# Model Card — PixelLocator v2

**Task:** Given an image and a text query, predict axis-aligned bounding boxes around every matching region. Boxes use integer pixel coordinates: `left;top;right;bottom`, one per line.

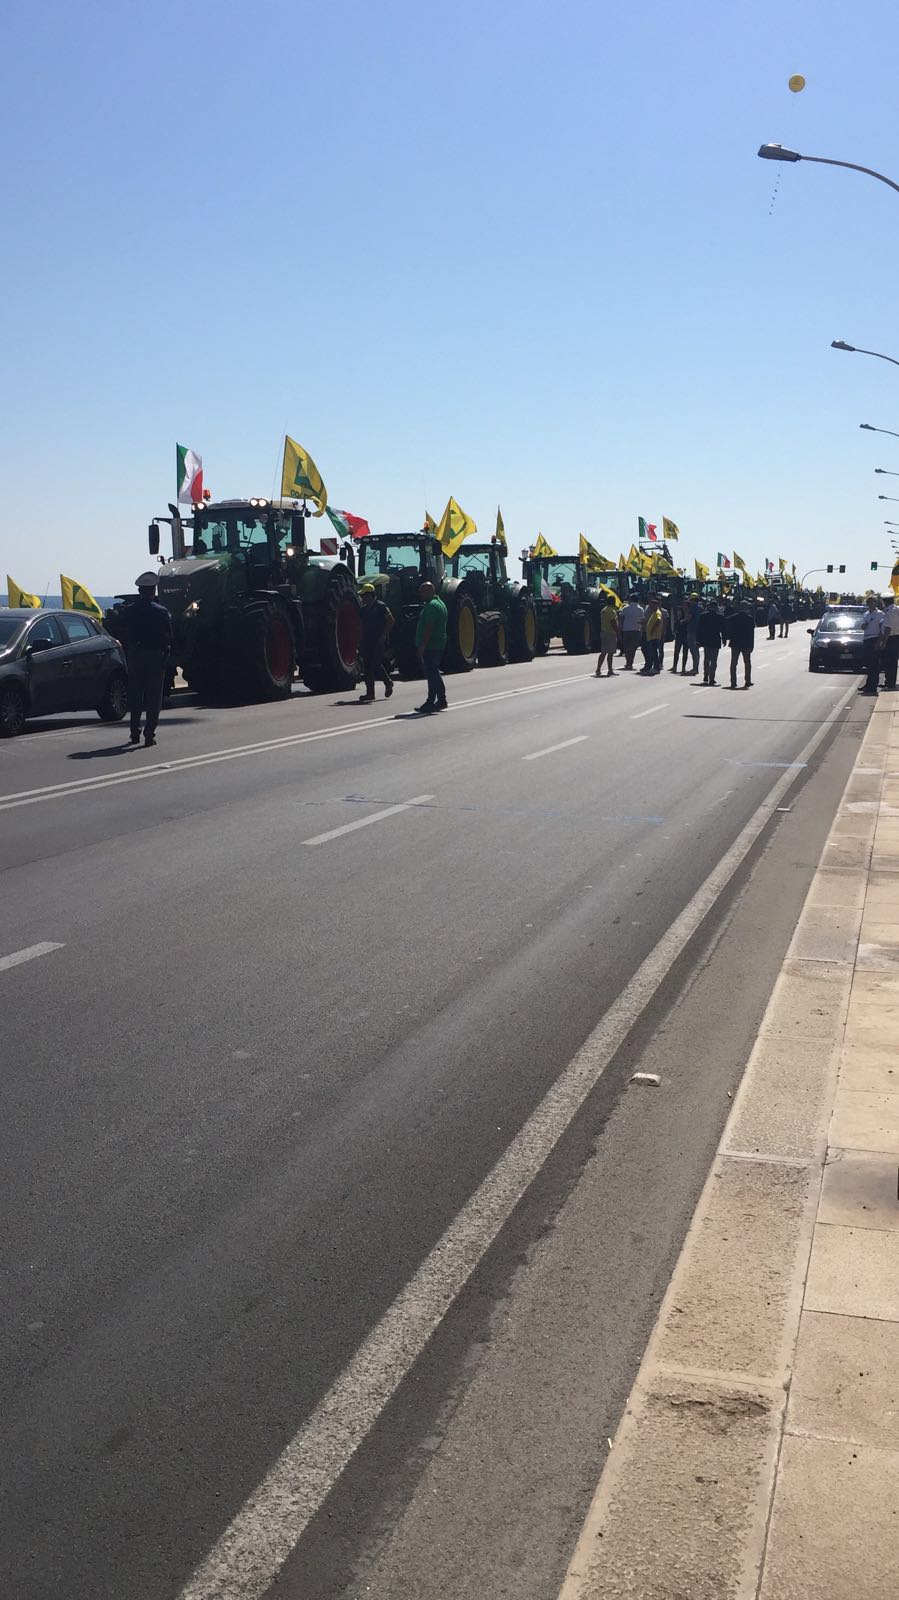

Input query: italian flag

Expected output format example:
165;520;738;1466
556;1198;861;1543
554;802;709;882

325;506;372;540
717;552;732;569
177;444;204;506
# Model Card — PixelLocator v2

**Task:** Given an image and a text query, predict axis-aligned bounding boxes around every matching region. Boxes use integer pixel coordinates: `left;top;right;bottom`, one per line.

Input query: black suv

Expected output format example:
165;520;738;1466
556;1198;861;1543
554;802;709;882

0;609;128;736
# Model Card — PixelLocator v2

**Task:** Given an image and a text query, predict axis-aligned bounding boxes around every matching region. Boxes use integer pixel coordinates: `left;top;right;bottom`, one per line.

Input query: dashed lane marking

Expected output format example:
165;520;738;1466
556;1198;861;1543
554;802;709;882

0;941;64;973
522;736;589;761
630;701;669;720
303;794;435;847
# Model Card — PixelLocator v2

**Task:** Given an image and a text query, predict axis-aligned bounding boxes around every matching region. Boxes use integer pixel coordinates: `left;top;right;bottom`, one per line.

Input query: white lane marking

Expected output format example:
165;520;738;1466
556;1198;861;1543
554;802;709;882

522;736;589;762
174;678;859;1600
0;941;64;973
0;672;595;813
630;701;669;720
707;789;734;809
303;794;434;847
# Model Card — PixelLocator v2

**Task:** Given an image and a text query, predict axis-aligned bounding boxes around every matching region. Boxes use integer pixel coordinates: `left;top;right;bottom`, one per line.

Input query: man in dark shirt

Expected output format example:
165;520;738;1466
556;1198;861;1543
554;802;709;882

696;600;726;685
728;601;755;689
357;584;394;703
122;572;174;746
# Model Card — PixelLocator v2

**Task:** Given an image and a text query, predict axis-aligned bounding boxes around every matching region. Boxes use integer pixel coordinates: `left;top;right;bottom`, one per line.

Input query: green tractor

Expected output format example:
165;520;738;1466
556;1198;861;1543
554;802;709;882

355;531;479;677
117;498;361;700
522;553;606;655
447;540;538;665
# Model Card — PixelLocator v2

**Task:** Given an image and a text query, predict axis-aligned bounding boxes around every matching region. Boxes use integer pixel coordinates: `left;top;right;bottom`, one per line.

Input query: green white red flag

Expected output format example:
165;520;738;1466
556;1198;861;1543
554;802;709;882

325;506;372;540
177;444;204;506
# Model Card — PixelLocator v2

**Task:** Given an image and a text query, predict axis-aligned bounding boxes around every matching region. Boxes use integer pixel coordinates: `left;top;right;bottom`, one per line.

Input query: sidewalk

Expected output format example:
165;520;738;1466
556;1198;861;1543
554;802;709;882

558;695;899;1600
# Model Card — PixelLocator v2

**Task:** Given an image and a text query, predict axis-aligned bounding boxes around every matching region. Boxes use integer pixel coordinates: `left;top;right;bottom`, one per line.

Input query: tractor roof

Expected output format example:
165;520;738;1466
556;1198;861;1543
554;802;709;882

357;531;434;543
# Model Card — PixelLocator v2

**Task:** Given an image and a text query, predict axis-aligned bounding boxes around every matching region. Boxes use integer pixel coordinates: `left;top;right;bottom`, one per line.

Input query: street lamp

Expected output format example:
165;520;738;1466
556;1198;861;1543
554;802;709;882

758;144;899;196
832;341;899;369
878;495;899;502
875;468;899;476
861;424;899;438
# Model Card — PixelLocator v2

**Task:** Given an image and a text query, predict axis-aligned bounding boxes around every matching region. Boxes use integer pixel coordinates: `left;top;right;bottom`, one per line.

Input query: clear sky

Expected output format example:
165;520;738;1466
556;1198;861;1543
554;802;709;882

3;0;898;594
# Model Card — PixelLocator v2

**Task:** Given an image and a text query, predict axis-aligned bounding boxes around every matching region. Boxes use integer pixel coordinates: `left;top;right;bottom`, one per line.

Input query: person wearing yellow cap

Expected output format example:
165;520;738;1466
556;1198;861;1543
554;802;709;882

358;583;394;703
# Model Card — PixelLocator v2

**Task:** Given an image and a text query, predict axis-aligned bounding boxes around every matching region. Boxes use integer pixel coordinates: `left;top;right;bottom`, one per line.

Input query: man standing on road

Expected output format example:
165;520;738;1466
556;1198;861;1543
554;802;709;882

779;598;793;638
728;601;755;689
357;584;394;703
415;581;448;714
595;596;619;678
860;594;885;696
618;596;644;669
881;592;899;691
122;572;173;747
697;600;726;686
685;591;701;675
642;596;664;675
767;598;780;640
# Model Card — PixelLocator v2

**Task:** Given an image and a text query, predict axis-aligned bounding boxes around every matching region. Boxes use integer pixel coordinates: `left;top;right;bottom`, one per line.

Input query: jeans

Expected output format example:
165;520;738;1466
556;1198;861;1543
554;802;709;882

622;630;641;668
702;646;719;682
422;648;447;706
862;638;881;693
685;635;699;672
730;645;752;686
362;644;392;698
883;634;899;690
128;647;167;738
644;639;661;673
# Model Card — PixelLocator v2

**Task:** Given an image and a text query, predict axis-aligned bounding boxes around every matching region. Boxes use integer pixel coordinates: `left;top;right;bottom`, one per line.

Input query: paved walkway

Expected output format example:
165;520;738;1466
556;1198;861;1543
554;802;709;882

558;695;899;1600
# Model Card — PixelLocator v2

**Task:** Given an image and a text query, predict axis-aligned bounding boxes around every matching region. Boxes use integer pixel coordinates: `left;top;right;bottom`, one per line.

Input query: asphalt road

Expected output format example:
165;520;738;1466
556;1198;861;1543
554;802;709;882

0;639;867;1600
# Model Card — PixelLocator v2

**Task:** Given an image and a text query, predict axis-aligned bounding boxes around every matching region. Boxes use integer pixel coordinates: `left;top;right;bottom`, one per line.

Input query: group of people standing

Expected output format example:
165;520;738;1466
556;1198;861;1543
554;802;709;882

860;592;899;696
595;593;757;689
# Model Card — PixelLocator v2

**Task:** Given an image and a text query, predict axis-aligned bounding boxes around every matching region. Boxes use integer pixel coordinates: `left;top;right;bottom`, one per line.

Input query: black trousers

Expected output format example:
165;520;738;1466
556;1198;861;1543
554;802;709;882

883;634;899;690
702;645;719;682
862;638;881;693
730;645;752;685
128;648;167;738
362;644;392;698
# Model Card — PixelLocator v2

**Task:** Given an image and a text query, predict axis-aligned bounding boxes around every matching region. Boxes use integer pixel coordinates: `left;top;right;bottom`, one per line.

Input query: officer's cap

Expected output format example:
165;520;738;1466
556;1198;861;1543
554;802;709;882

136;571;158;589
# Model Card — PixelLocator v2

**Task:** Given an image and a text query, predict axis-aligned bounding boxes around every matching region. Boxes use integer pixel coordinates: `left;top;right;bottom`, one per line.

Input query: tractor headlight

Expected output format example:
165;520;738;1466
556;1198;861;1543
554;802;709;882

187;601;199;614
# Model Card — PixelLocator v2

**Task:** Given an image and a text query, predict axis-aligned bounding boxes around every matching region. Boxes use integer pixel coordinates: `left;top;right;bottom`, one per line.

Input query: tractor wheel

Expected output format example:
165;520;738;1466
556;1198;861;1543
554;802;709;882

509;594;538;662
477;611;509;667
232;598;297;701
443;592;479;673
303;570;361;693
562;609;592;655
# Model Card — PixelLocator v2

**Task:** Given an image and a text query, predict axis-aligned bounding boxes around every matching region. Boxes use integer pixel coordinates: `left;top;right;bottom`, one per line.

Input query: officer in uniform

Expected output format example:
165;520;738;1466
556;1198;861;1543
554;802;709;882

122;572;173;746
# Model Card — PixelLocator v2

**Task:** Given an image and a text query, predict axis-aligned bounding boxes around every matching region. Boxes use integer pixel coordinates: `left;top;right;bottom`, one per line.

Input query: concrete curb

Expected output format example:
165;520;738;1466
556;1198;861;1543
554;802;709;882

557;697;899;1600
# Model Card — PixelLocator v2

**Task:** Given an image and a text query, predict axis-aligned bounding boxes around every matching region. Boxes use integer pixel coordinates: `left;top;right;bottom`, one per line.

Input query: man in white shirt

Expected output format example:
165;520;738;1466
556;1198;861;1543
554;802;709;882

882;593;899;690
618;599;645;670
860;595;885;695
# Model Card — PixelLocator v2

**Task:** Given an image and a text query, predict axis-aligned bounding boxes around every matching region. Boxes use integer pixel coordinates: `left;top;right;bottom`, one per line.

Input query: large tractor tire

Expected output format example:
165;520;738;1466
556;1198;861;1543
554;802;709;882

477;611;509;667
562;608;592;655
304;570;361;693
509;594;538;662
231;597;297;700
443;591;479;673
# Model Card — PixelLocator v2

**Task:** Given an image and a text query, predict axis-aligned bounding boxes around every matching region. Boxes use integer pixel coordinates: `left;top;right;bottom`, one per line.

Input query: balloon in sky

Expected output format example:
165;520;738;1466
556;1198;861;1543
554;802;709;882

788;74;806;92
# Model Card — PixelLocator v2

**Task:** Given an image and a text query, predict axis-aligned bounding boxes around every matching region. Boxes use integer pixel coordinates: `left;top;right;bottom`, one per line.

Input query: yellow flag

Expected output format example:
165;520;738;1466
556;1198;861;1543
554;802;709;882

495;506;507;551
733;551;748;573
435;496;477;559
7;575;42;608
662;516;679;542
60;575;102;618
694;559;709;582
891;559;899;596
626;544;642;572
578;533;613;572
596;582;622;609
618;553;628;570
633;550;653;577
280;436;327;515
532;533;557;558
655;552;677;575
778;557;787;573
423;511;437;534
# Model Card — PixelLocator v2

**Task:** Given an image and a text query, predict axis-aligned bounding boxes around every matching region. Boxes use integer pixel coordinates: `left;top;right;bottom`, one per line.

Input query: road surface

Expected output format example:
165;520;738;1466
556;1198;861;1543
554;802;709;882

0;639;867;1599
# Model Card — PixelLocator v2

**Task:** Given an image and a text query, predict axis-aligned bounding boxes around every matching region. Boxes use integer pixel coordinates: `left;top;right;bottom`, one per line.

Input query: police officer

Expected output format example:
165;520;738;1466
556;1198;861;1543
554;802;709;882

122;572;173;746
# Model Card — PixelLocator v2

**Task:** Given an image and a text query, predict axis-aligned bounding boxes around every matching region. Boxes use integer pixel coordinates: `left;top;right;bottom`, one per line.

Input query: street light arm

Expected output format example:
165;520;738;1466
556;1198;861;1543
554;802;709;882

798;153;899;196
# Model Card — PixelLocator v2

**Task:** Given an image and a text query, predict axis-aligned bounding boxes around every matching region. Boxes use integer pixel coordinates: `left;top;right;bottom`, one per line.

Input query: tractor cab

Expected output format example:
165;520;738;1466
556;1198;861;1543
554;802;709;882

449;542;507;607
356;533;445;611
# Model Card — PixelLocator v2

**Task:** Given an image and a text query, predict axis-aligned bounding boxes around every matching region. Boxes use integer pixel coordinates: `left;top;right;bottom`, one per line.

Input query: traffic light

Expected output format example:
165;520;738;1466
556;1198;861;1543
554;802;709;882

840;564;846;573
826;564;833;573
871;561;879;571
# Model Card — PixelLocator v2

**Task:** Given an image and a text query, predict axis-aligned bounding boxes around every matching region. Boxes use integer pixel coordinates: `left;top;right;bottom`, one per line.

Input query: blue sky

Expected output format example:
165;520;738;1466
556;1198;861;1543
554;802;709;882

3;0;898;593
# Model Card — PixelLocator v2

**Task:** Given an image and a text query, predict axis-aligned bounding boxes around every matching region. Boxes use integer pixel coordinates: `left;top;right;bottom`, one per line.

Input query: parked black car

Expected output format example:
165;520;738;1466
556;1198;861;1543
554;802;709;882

807;607;866;673
0;609;128;736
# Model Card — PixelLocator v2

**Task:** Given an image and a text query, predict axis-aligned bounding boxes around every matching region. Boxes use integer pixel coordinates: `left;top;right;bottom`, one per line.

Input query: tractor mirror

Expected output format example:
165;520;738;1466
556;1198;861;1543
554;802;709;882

148;523;160;556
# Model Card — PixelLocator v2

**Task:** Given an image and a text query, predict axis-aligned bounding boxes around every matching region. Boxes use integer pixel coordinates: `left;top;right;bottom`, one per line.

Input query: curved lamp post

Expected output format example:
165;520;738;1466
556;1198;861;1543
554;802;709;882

758;144;899;197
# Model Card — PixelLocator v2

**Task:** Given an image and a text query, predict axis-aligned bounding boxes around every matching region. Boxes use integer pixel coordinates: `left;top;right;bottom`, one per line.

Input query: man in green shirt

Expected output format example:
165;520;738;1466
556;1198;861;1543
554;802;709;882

415;581;449;713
